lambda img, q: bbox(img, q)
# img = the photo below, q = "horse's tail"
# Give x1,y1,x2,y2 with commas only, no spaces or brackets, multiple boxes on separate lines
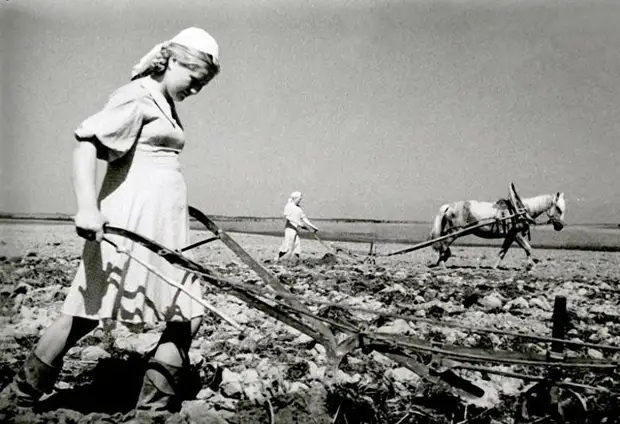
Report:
429,204,451,250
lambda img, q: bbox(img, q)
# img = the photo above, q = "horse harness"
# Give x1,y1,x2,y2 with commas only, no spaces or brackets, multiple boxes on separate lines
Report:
491,197,533,240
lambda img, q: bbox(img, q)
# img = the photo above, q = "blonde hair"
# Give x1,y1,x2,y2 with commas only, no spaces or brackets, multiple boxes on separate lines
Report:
131,42,220,82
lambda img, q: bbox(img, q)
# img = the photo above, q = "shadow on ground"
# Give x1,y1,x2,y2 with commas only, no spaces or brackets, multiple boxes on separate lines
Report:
36,353,146,415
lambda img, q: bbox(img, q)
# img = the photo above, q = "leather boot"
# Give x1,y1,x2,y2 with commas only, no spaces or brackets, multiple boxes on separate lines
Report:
135,358,185,413
1,352,62,407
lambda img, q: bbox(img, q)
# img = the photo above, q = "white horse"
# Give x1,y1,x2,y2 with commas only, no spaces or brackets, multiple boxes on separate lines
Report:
429,187,566,269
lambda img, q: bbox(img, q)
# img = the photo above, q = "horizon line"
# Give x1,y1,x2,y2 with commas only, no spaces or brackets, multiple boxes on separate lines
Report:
1,212,618,228
0,211,423,225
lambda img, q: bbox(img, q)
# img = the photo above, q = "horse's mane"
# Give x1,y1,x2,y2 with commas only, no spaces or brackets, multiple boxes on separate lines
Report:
523,194,554,215
494,194,554,216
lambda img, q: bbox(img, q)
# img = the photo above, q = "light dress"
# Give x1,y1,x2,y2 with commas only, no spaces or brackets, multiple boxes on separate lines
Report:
278,202,308,256
62,77,205,324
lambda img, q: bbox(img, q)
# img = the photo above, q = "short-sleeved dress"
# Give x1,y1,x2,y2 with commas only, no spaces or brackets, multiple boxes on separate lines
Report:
278,202,307,256
62,78,205,324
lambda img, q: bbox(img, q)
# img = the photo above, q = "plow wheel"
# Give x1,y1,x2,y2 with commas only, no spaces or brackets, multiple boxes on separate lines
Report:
513,382,587,424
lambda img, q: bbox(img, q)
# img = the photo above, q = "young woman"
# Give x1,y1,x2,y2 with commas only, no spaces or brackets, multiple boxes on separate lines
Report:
275,191,320,261
3,27,221,413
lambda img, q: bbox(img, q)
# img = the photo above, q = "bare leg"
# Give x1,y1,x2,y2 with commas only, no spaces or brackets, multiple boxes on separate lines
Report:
514,233,536,270
493,233,516,269
190,316,201,338
35,315,99,366
152,316,202,366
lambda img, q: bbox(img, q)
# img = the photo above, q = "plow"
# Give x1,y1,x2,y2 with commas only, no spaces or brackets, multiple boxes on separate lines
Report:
85,183,620,423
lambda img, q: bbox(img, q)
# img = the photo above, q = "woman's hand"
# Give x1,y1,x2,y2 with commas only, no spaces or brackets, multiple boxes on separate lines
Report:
74,208,109,242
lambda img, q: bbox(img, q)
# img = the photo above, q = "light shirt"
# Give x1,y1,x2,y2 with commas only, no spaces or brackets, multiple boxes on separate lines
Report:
283,202,307,229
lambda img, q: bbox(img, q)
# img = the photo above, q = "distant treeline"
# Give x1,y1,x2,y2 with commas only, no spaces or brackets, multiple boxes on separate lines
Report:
0,212,424,225
1,212,617,228
0,213,75,222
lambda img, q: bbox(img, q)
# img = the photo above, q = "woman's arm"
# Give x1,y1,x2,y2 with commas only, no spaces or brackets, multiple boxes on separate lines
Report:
72,141,108,241
302,217,319,232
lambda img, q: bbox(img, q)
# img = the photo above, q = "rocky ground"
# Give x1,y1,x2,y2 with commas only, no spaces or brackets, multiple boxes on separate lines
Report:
0,223,619,423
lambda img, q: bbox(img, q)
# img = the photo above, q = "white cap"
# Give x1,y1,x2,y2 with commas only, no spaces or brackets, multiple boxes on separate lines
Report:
170,27,219,60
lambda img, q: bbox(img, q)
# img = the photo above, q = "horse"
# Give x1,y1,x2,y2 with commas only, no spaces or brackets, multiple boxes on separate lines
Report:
429,187,566,269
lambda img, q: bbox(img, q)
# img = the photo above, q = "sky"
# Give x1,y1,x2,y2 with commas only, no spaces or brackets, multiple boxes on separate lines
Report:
1,0,619,223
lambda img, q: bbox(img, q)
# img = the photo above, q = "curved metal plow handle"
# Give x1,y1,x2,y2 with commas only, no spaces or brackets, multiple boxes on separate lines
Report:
99,225,328,343
101,234,241,330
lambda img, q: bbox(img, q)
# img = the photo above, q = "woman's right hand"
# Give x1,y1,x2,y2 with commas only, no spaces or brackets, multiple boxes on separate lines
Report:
74,208,109,242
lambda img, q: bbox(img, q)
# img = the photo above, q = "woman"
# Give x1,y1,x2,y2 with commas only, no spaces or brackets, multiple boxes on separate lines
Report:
275,191,320,261
3,27,221,413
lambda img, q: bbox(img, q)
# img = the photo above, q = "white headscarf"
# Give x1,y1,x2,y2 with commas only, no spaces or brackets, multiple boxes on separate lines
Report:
131,27,219,79
289,191,302,202
283,191,303,216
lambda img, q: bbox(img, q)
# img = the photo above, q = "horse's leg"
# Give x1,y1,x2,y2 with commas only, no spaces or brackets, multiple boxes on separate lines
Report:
434,239,453,268
514,233,537,270
440,246,452,267
493,232,517,269
430,209,450,268
431,244,445,268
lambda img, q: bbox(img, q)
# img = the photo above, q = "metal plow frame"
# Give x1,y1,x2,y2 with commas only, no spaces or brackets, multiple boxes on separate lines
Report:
92,203,619,423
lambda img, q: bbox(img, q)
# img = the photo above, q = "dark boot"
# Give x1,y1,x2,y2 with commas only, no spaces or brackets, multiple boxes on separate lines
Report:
1,353,62,407
135,358,187,413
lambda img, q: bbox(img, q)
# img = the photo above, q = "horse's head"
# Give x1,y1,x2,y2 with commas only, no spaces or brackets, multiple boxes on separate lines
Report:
547,192,566,231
